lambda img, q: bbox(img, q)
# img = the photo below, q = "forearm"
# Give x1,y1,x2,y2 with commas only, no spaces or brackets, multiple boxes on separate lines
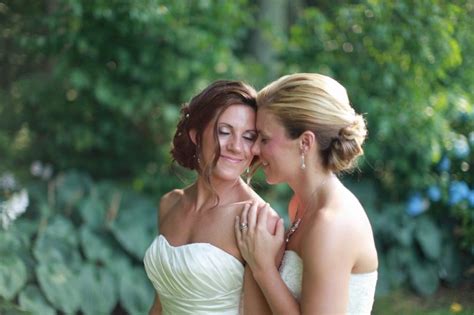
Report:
252,267,300,315
242,268,272,315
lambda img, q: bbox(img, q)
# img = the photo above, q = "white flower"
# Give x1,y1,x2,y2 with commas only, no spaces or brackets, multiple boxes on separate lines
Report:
0,189,29,229
30,160,43,177
41,164,53,180
0,172,16,190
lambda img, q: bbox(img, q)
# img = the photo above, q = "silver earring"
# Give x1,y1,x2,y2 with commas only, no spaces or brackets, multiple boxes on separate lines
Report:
196,145,201,164
301,154,306,170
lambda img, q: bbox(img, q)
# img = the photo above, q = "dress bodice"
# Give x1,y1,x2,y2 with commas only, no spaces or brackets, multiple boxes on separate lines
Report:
143,235,244,314
279,250,377,315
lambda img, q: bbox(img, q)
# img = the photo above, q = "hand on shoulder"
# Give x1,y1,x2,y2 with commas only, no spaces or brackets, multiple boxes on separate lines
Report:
241,199,281,235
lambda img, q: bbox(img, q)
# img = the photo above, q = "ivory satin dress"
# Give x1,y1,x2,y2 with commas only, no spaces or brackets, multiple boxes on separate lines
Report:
144,235,244,314
279,250,378,315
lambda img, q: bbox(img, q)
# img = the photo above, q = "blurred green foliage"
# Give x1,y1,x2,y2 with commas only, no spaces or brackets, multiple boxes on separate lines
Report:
1,0,473,313
1,171,156,314
0,0,258,183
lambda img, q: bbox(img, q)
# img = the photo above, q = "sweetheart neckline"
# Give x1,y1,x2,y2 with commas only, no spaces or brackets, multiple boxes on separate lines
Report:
158,234,244,267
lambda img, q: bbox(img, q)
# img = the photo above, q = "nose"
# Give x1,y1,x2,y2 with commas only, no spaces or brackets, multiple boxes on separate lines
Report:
251,139,260,156
228,136,243,153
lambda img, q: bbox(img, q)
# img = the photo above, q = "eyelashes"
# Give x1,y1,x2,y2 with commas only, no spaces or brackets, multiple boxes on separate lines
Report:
218,129,257,142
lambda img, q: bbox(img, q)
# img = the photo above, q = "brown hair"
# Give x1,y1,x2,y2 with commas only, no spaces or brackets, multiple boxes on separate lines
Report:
171,80,257,193
257,73,367,173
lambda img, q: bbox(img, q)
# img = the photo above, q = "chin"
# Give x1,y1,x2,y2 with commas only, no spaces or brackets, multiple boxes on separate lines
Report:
263,174,280,185
214,170,244,182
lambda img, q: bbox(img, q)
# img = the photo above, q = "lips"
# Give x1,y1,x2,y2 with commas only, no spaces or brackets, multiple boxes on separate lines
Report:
220,155,244,163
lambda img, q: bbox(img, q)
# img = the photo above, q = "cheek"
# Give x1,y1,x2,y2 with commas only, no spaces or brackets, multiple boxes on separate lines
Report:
243,142,254,155
263,142,278,157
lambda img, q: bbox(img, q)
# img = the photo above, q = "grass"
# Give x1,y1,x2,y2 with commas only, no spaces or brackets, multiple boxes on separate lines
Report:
373,285,474,315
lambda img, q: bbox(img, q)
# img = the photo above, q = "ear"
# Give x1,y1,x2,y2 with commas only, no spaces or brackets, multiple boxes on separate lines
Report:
189,129,197,145
299,130,316,153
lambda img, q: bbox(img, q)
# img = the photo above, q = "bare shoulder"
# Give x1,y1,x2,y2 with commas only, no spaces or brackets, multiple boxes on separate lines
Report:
300,207,355,277
301,191,374,271
236,184,280,234
158,189,184,222
244,185,279,217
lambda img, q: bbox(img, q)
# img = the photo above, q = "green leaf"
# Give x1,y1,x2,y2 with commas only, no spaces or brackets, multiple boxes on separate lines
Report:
78,192,107,228
414,217,442,260
33,216,81,268
106,254,132,280
55,171,93,209
119,266,154,315
36,263,81,314
386,247,413,288
79,226,123,263
373,255,390,297
109,192,156,259
18,285,55,315
0,228,24,255
438,241,462,284
0,255,27,300
408,260,439,296
78,264,117,315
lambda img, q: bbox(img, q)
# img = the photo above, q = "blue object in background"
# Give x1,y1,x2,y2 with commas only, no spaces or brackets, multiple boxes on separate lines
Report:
427,185,441,202
449,181,470,205
406,192,428,216
467,190,474,207
438,156,451,172
453,137,470,159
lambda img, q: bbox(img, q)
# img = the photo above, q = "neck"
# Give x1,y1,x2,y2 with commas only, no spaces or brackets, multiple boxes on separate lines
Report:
192,175,244,211
289,169,336,217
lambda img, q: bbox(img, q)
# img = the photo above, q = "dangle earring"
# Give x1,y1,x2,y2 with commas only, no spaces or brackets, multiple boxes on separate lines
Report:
195,144,201,165
301,153,306,170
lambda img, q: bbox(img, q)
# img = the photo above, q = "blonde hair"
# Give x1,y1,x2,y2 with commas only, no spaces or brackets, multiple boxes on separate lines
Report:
257,73,367,173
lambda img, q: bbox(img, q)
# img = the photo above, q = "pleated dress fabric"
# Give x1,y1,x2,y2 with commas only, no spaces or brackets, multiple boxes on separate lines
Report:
144,235,244,314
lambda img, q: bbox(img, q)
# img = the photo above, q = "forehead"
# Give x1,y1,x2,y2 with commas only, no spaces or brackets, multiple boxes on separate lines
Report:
217,104,256,128
256,109,285,135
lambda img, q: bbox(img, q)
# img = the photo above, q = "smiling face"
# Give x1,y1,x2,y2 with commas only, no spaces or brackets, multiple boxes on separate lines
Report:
200,104,257,181
252,108,300,184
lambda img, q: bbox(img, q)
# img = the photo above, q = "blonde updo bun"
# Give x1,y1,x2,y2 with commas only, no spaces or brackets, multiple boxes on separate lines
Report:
326,114,367,173
257,73,367,173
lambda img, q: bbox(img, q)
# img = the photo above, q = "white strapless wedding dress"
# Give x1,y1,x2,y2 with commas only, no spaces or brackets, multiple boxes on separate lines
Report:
143,235,244,314
280,250,377,315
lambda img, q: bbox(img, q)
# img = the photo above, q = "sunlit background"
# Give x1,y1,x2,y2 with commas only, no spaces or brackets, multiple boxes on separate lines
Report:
1,1,473,314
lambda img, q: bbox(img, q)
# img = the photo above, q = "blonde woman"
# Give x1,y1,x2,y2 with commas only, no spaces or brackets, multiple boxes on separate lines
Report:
236,73,378,315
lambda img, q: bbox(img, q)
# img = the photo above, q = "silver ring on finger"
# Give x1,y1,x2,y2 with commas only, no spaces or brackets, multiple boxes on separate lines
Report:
239,223,249,231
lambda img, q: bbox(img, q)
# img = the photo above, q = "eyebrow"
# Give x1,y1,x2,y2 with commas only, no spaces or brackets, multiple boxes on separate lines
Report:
257,129,269,137
219,123,256,133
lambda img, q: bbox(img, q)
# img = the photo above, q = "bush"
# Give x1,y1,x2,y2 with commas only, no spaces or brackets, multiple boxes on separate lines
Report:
0,171,158,314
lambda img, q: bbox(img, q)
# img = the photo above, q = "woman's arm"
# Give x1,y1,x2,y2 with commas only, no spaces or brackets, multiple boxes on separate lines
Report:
238,201,288,314
242,267,272,314
148,293,162,315
236,202,300,315
299,214,354,314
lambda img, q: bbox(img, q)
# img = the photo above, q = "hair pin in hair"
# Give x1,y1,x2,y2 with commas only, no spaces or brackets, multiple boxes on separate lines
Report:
185,113,190,119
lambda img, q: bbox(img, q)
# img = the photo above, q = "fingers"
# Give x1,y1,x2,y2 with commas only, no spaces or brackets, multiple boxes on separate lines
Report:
247,201,259,230
256,203,269,230
241,203,250,225
275,218,285,241
234,216,242,244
